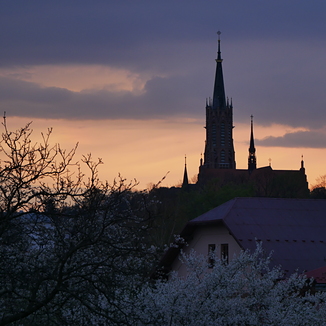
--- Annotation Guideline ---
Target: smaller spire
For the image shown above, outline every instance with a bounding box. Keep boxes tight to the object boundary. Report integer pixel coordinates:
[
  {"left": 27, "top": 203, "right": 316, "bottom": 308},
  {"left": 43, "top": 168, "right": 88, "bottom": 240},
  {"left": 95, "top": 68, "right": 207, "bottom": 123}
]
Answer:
[
  {"left": 249, "top": 115, "right": 255, "bottom": 153},
  {"left": 182, "top": 155, "right": 189, "bottom": 188},
  {"left": 248, "top": 115, "right": 257, "bottom": 173}
]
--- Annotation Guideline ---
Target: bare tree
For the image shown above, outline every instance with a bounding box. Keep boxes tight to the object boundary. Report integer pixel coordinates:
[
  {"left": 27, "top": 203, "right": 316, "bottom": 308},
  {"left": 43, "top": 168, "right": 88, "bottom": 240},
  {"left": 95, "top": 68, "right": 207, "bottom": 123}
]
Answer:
[
  {"left": 312, "top": 175, "right": 326, "bottom": 189},
  {"left": 0, "top": 118, "right": 157, "bottom": 325},
  {"left": 310, "top": 175, "right": 326, "bottom": 198}
]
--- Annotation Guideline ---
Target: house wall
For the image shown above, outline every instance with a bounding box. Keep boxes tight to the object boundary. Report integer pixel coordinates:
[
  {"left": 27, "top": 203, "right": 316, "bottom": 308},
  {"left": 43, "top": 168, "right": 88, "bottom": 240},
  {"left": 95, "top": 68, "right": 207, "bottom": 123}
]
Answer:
[{"left": 171, "top": 225, "right": 242, "bottom": 277}]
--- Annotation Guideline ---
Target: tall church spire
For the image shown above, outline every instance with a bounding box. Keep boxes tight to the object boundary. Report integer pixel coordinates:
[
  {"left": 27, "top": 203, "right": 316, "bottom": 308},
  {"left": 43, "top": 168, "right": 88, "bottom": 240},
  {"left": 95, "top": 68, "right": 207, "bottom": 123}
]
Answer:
[
  {"left": 201, "top": 32, "right": 236, "bottom": 170},
  {"left": 212, "top": 31, "right": 226, "bottom": 110},
  {"left": 248, "top": 115, "right": 257, "bottom": 172}
]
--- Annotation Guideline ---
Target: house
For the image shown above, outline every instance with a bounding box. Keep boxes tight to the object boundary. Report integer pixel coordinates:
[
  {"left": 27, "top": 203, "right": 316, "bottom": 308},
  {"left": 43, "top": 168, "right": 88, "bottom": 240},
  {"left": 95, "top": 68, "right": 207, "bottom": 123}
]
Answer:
[{"left": 157, "top": 197, "right": 326, "bottom": 278}]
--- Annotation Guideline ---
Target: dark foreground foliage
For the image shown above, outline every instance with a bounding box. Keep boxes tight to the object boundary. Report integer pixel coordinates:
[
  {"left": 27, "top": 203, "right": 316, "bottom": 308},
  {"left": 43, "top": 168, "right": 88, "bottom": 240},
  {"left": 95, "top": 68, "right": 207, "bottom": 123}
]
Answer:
[{"left": 0, "top": 119, "right": 158, "bottom": 325}]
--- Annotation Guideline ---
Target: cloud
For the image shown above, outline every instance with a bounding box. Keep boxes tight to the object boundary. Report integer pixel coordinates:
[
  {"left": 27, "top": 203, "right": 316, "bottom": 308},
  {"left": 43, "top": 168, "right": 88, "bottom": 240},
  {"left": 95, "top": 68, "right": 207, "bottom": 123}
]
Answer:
[
  {"left": 0, "top": 74, "right": 206, "bottom": 120},
  {"left": 256, "top": 130, "right": 326, "bottom": 148},
  {"left": 1, "top": 1, "right": 325, "bottom": 69},
  {"left": 227, "top": 39, "right": 326, "bottom": 129},
  {"left": 1, "top": 1, "right": 326, "bottom": 129}
]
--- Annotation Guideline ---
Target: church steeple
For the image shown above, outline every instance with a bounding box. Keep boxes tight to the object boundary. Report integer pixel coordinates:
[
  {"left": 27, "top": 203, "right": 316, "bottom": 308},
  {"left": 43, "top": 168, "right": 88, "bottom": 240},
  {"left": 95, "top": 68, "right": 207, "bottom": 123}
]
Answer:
[
  {"left": 182, "top": 155, "right": 189, "bottom": 188},
  {"left": 248, "top": 115, "right": 257, "bottom": 172},
  {"left": 212, "top": 31, "right": 226, "bottom": 110},
  {"left": 201, "top": 32, "right": 236, "bottom": 170},
  {"left": 300, "top": 155, "right": 305, "bottom": 173}
]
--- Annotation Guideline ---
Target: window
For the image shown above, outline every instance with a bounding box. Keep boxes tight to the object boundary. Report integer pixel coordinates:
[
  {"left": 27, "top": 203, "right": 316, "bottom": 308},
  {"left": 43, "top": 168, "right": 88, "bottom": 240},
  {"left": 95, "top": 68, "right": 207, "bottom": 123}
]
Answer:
[
  {"left": 212, "top": 124, "right": 216, "bottom": 146},
  {"left": 221, "top": 243, "right": 229, "bottom": 264},
  {"left": 221, "top": 122, "right": 225, "bottom": 146},
  {"left": 220, "top": 150, "right": 225, "bottom": 162},
  {"left": 208, "top": 244, "right": 216, "bottom": 268}
]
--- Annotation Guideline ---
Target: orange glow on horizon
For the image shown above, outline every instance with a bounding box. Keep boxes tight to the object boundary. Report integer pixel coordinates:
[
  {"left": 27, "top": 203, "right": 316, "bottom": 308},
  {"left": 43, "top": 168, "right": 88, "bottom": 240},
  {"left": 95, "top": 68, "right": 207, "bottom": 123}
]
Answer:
[{"left": 2, "top": 117, "right": 325, "bottom": 190}]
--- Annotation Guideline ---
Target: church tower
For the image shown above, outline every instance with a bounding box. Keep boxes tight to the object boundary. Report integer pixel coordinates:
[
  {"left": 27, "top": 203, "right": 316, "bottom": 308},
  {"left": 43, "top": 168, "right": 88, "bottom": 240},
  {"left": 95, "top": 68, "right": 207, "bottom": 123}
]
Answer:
[{"left": 202, "top": 32, "right": 236, "bottom": 170}]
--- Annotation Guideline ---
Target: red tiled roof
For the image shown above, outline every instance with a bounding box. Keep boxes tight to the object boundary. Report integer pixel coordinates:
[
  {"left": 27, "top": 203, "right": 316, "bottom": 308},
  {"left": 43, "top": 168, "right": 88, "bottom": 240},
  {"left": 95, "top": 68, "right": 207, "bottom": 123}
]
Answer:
[{"left": 305, "top": 266, "right": 326, "bottom": 283}]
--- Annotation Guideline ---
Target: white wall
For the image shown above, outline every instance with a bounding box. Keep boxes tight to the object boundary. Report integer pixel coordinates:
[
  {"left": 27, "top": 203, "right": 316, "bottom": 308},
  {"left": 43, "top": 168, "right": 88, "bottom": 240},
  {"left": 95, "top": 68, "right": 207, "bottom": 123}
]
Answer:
[{"left": 171, "top": 225, "right": 242, "bottom": 277}]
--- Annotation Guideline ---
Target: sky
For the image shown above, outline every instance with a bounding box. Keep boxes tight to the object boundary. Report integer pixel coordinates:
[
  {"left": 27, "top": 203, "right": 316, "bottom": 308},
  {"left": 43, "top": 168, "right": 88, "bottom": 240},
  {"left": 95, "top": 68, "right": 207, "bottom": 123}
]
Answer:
[{"left": 1, "top": 1, "right": 326, "bottom": 189}]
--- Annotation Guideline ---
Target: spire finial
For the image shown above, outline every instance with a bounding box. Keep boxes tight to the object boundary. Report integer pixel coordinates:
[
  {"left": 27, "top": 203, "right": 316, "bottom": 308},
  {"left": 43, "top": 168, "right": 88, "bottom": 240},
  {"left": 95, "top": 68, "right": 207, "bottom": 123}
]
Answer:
[
  {"left": 217, "top": 31, "right": 222, "bottom": 60},
  {"left": 217, "top": 31, "right": 221, "bottom": 39}
]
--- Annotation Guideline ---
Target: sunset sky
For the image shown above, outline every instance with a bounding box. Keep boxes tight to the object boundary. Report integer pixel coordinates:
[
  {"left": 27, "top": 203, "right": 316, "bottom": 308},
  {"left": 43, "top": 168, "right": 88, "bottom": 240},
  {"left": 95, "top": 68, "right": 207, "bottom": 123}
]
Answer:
[{"left": 1, "top": 1, "right": 326, "bottom": 189}]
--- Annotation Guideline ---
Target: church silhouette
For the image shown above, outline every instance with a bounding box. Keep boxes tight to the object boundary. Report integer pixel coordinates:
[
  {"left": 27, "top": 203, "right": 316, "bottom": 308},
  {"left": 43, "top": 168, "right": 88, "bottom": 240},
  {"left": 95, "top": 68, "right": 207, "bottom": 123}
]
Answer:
[{"left": 182, "top": 33, "right": 308, "bottom": 198}]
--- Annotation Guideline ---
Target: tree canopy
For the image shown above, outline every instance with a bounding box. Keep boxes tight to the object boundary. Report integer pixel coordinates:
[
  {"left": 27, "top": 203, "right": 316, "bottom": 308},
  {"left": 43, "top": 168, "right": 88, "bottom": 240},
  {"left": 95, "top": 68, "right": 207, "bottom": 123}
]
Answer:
[
  {"left": 0, "top": 118, "right": 158, "bottom": 325},
  {"left": 137, "top": 244, "right": 326, "bottom": 326}
]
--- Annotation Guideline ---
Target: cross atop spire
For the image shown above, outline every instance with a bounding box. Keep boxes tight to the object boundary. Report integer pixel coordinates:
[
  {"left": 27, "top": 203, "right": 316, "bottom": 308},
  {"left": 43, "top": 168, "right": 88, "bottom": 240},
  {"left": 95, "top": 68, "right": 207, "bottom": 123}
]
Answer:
[{"left": 217, "top": 31, "right": 222, "bottom": 61}]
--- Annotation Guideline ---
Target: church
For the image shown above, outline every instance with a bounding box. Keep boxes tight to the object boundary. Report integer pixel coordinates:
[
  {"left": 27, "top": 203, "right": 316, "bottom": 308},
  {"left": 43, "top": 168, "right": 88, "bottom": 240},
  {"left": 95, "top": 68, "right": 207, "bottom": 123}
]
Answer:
[{"left": 182, "top": 33, "right": 309, "bottom": 198}]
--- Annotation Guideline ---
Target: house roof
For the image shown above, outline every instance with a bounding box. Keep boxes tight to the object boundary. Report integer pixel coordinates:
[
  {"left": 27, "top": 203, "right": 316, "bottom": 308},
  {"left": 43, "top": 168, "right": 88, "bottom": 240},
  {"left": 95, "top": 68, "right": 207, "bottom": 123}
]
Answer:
[
  {"left": 158, "top": 197, "right": 326, "bottom": 276},
  {"left": 305, "top": 266, "right": 326, "bottom": 284}
]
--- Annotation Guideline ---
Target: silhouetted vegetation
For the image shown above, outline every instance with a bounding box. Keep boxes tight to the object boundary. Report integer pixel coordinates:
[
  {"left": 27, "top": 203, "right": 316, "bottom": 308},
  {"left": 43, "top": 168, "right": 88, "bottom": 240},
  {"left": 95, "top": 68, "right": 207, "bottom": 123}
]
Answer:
[
  {"left": 310, "top": 175, "right": 326, "bottom": 199},
  {"left": 0, "top": 119, "right": 160, "bottom": 325},
  {"left": 0, "top": 118, "right": 324, "bottom": 325}
]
